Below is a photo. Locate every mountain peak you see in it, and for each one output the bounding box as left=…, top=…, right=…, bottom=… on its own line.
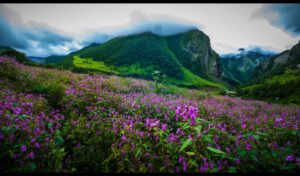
left=44, top=28, right=224, bottom=89
left=127, top=28, right=201, bottom=38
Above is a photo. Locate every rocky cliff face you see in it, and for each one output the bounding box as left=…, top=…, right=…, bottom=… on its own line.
left=166, top=29, right=222, bottom=80
left=184, top=30, right=221, bottom=78
left=253, top=41, right=300, bottom=80
left=220, top=50, right=275, bottom=85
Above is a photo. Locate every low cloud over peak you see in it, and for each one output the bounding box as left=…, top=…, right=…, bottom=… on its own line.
left=80, top=11, right=201, bottom=46
left=0, top=6, right=202, bottom=57
left=220, top=45, right=278, bottom=58
left=127, top=10, right=200, bottom=36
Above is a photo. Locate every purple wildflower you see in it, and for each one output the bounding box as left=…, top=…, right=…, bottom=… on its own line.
left=183, top=160, right=188, bottom=172
left=121, top=135, right=127, bottom=142
left=28, top=152, right=35, bottom=159
left=30, top=138, right=36, bottom=143
left=178, top=156, right=184, bottom=163
left=21, top=145, right=26, bottom=152
left=286, top=154, right=295, bottom=161
left=241, top=121, right=246, bottom=129
left=161, top=123, right=167, bottom=131
left=35, top=142, right=40, bottom=148
left=168, top=133, right=178, bottom=143
left=246, top=143, right=252, bottom=151
left=217, top=160, right=222, bottom=170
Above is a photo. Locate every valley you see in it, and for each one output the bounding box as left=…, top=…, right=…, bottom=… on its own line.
left=0, top=3, right=299, bottom=173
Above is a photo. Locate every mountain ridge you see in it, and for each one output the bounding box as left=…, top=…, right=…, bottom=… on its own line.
left=237, top=41, right=300, bottom=105
left=44, top=29, right=225, bottom=89
left=220, top=48, right=276, bottom=86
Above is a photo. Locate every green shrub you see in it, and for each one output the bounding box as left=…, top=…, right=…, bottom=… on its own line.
left=61, top=116, right=116, bottom=172
left=0, top=50, right=28, bottom=63
left=0, top=60, right=21, bottom=81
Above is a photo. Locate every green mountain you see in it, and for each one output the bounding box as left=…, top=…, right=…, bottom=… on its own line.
left=28, top=56, right=45, bottom=64
left=45, top=29, right=225, bottom=89
left=252, top=41, right=300, bottom=82
left=0, top=46, right=29, bottom=63
left=220, top=49, right=275, bottom=86
left=238, top=41, right=300, bottom=105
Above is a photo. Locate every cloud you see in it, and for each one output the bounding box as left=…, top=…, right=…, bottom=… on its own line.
left=124, top=10, right=200, bottom=36
left=0, top=6, right=202, bottom=57
left=215, top=41, right=279, bottom=57
left=245, top=45, right=278, bottom=55
left=212, top=42, right=238, bottom=55
left=80, top=32, right=113, bottom=46
left=221, top=45, right=278, bottom=57
left=252, top=4, right=300, bottom=36
left=80, top=10, right=201, bottom=45
left=0, top=5, right=81, bottom=57
left=0, top=7, right=30, bottom=49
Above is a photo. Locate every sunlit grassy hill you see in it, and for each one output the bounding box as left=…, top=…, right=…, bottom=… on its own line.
left=44, top=30, right=225, bottom=90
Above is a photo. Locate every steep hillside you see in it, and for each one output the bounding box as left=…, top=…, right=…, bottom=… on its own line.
left=238, top=69, right=300, bottom=105
left=220, top=49, right=275, bottom=86
left=44, top=30, right=225, bottom=89
left=252, top=41, right=300, bottom=83
left=0, top=46, right=29, bottom=63
left=238, top=42, right=300, bottom=105
left=165, top=30, right=221, bottom=79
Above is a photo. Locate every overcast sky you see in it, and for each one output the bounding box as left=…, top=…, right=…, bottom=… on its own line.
left=1, top=3, right=300, bottom=57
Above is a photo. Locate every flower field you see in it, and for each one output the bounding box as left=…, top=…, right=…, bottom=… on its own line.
left=0, top=56, right=299, bottom=172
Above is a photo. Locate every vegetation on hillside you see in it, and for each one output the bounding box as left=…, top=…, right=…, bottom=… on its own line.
left=43, top=30, right=225, bottom=90
left=220, top=50, right=274, bottom=86
left=0, top=57, right=299, bottom=173
left=238, top=69, right=300, bottom=105
left=238, top=42, right=300, bottom=105
left=252, top=42, right=300, bottom=82
left=0, top=46, right=35, bottom=65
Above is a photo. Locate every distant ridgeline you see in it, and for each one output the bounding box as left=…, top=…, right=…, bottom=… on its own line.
left=44, top=29, right=225, bottom=90
left=237, top=41, right=300, bottom=105
left=220, top=48, right=276, bottom=86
